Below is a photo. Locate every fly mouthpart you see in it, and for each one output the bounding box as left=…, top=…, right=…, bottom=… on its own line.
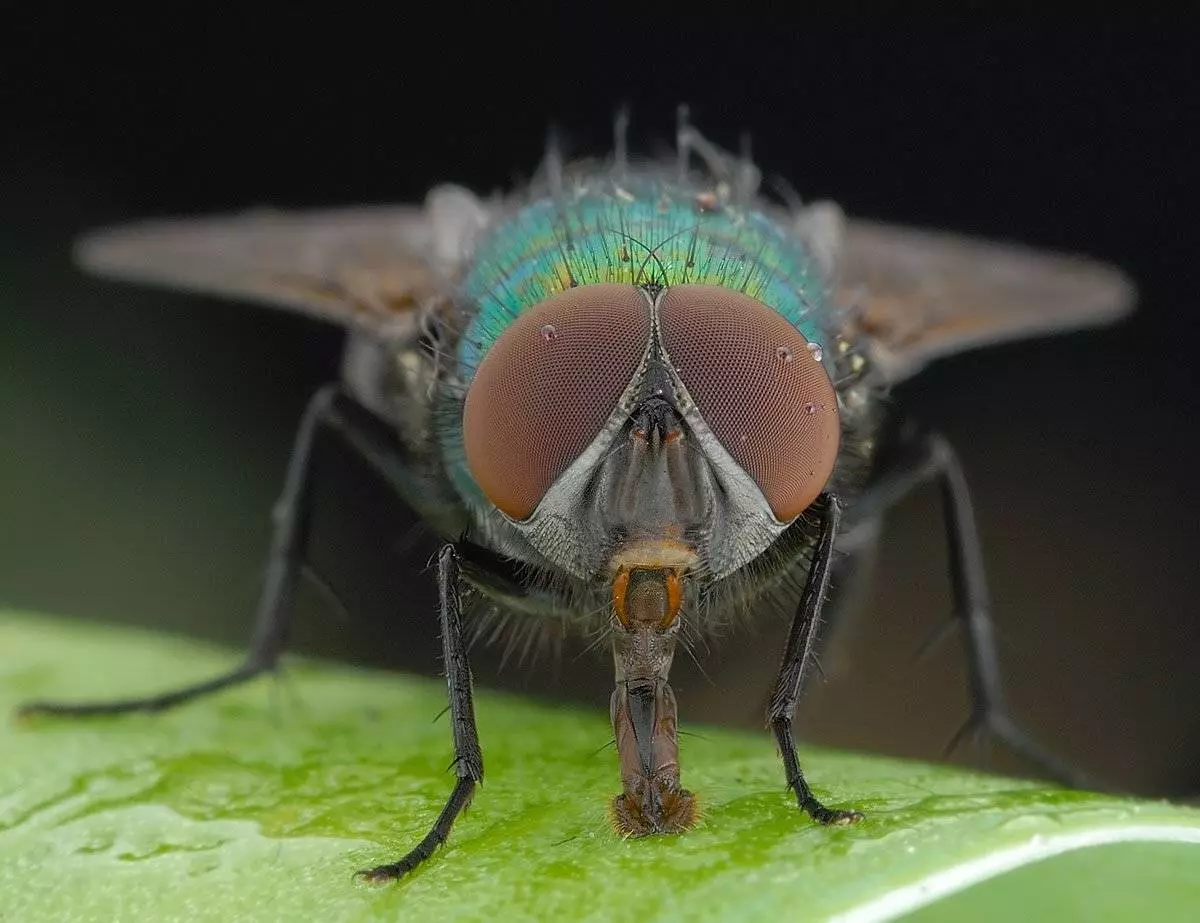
left=610, top=780, right=698, bottom=838
left=612, top=565, right=685, bottom=631
left=609, top=680, right=698, bottom=838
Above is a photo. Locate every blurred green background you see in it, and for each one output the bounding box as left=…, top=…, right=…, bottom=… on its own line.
left=3, top=19, right=1197, bottom=800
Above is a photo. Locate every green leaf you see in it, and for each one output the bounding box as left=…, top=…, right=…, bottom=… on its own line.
left=2, top=611, right=1198, bottom=922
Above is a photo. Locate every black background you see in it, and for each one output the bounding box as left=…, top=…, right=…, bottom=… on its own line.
left=4, top=14, right=1197, bottom=797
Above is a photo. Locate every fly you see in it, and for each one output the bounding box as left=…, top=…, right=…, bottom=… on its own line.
left=16, top=112, right=1135, bottom=881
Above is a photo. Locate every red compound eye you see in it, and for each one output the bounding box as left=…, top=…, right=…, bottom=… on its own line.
left=657, top=284, right=840, bottom=521
left=462, top=284, right=651, bottom=520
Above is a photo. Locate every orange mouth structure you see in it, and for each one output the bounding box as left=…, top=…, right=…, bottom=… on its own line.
left=608, top=558, right=698, bottom=837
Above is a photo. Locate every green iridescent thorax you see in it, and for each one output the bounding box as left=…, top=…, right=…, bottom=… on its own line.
left=455, top=175, right=834, bottom=383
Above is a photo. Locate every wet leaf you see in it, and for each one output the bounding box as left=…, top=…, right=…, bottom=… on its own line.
left=3, top=611, right=1198, bottom=922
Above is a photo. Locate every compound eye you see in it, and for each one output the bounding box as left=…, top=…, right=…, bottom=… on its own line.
left=658, top=284, right=840, bottom=521
left=462, top=284, right=651, bottom=520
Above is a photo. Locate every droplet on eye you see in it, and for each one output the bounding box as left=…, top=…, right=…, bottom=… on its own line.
left=658, top=284, right=840, bottom=522
left=539, top=323, right=559, bottom=342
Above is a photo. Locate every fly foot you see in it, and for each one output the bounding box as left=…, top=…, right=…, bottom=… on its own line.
left=798, top=793, right=864, bottom=826
left=945, top=708, right=1098, bottom=790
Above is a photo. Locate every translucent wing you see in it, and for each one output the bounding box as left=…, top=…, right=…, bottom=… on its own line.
left=837, top=219, right=1137, bottom=385
left=74, top=188, right=489, bottom=334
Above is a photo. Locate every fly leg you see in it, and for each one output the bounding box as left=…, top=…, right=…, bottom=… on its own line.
left=845, top=431, right=1092, bottom=788
left=16, top=384, right=396, bottom=719
left=768, top=493, right=864, bottom=825
left=358, top=544, right=482, bottom=882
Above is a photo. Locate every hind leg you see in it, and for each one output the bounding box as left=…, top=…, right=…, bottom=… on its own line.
left=20, top=384, right=352, bottom=718
left=844, top=430, right=1096, bottom=789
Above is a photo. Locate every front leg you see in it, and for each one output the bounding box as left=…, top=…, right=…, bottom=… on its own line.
left=358, top=544, right=484, bottom=883
left=767, top=493, right=863, bottom=826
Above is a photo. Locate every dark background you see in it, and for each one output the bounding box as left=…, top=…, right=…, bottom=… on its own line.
left=3, top=15, right=1197, bottom=797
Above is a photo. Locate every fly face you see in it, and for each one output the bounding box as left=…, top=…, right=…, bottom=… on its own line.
left=24, top=117, right=1136, bottom=881
left=456, top=283, right=841, bottom=582
left=454, top=274, right=845, bottom=834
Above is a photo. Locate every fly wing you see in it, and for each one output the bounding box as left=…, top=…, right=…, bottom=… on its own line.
left=836, top=219, right=1137, bottom=385
left=74, top=187, right=491, bottom=335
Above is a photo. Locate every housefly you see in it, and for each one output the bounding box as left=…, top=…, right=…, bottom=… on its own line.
left=17, top=114, right=1135, bottom=881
